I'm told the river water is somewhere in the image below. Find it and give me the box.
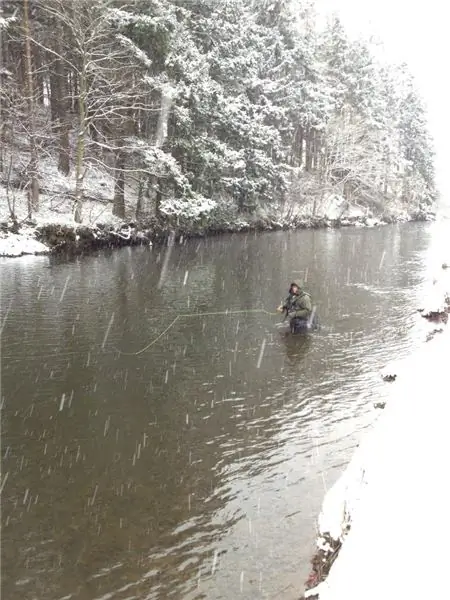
[1,223,439,600]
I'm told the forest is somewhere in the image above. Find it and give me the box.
[0,0,436,227]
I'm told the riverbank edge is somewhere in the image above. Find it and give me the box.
[0,208,435,258]
[300,268,450,600]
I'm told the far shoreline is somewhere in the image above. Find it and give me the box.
[0,209,435,259]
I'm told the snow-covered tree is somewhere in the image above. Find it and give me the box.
[0,0,436,224]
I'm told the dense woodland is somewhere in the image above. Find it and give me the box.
[0,0,436,225]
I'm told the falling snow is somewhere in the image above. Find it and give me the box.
[1,204,448,600]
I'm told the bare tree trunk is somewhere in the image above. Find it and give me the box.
[383,152,390,197]
[154,86,173,218]
[305,129,312,172]
[297,126,303,168]
[135,176,144,219]
[58,119,70,175]
[314,131,321,170]
[0,9,4,172]
[49,70,60,122]
[55,33,70,175]
[0,2,4,172]
[113,151,126,218]
[311,129,317,170]
[5,156,18,226]
[32,42,44,104]
[156,180,162,215]
[23,0,39,214]
[74,69,86,223]
[291,125,301,167]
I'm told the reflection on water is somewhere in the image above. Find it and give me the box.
[1,222,439,599]
[280,332,313,365]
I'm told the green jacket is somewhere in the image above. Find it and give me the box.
[283,290,312,320]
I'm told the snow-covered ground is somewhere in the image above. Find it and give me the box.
[0,230,49,257]
[0,192,125,258]
[306,262,450,600]
[0,154,129,256]
[0,156,123,228]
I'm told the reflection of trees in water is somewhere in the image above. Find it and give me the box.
[396,224,434,290]
[1,264,107,600]
[214,233,293,311]
[1,245,281,599]
[156,242,216,313]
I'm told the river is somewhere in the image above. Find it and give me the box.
[1,222,437,600]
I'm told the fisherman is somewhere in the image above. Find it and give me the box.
[277,282,316,333]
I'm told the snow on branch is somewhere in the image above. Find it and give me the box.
[115,34,152,69]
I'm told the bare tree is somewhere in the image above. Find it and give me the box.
[34,0,159,223]
[0,3,5,171]
[51,25,71,175]
[23,0,39,214]
[321,109,391,209]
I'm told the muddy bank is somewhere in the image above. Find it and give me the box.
[37,221,166,255]
[302,536,344,599]
[0,207,435,258]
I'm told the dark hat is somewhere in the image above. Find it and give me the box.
[289,282,300,292]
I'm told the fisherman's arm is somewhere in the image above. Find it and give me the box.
[277,296,290,313]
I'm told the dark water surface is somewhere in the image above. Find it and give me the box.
[1,223,437,599]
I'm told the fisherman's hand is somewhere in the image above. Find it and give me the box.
[277,305,284,313]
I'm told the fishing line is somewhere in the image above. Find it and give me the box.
[2,309,279,361]
[114,308,278,356]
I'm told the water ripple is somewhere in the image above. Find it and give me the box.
[1,223,437,600]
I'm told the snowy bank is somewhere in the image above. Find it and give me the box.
[0,192,435,259]
[1,159,436,258]
[0,229,49,257]
[0,221,161,258]
[303,266,450,600]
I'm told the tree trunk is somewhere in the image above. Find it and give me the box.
[316,131,322,170]
[32,42,44,104]
[402,174,410,203]
[297,126,303,168]
[23,0,39,214]
[71,71,78,112]
[148,174,159,218]
[305,129,312,172]
[0,7,4,172]
[311,129,317,170]
[383,155,390,197]
[156,182,162,216]
[74,70,86,223]
[113,151,126,218]
[49,70,60,123]
[135,176,144,220]
[58,124,70,176]
[55,35,70,175]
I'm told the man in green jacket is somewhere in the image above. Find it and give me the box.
[277,282,315,332]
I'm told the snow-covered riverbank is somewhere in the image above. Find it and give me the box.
[0,187,435,258]
[303,259,450,600]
